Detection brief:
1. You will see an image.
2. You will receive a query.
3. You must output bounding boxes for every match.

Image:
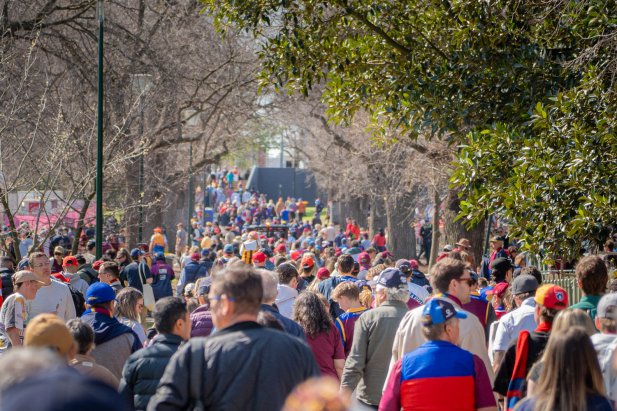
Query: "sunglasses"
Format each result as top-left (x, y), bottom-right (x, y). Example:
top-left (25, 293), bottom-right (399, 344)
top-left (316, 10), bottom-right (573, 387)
top-left (456, 277), bottom-right (474, 286)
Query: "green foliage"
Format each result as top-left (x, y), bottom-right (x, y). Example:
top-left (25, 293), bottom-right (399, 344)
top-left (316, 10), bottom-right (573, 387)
top-left (200, 0), bottom-right (576, 138)
top-left (201, 0), bottom-right (617, 258)
top-left (452, 71), bottom-right (617, 260)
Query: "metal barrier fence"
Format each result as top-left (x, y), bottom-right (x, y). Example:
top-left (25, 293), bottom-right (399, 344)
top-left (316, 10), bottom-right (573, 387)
top-left (541, 270), bottom-right (582, 305)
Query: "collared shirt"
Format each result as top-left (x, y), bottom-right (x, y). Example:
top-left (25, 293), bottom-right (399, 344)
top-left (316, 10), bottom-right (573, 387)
top-left (570, 294), bottom-right (602, 320)
top-left (388, 294), bottom-right (494, 388)
top-left (492, 297), bottom-right (537, 353)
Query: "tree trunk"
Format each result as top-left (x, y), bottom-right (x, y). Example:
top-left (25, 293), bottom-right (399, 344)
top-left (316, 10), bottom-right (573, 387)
top-left (442, 186), bottom-right (485, 268)
top-left (339, 196), bottom-right (369, 229)
top-left (428, 191), bottom-right (442, 271)
top-left (0, 187), bottom-right (20, 262)
top-left (385, 193), bottom-right (416, 259)
top-left (123, 158), bottom-right (141, 248)
top-left (369, 195), bottom-right (387, 238)
top-left (71, 192), bottom-right (95, 255)
top-left (162, 189), bottom-right (186, 253)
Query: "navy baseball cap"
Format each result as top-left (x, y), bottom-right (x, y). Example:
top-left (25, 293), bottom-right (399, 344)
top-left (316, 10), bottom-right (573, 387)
top-left (86, 282), bottom-right (116, 305)
top-left (17, 257), bottom-right (30, 270)
top-left (223, 244), bottom-right (234, 254)
top-left (422, 298), bottom-right (467, 325)
top-left (130, 248), bottom-right (143, 259)
top-left (373, 268), bottom-right (406, 289)
top-left (155, 252), bottom-right (165, 260)
top-left (395, 259), bottom-right (412, 273)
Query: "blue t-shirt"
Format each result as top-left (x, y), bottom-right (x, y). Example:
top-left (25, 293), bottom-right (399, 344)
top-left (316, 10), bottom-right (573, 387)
top-left (516, 395), bottom-right (613, 411)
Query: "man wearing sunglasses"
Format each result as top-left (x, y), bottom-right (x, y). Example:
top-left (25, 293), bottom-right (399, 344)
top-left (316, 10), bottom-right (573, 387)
top-left (388, 258), bottom-right (494, 386)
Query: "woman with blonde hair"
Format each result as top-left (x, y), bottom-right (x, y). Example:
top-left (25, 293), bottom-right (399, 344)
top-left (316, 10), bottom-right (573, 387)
top-left (526, 308), bottom-right (597, 396)
top-left (115, 287), bottom-right (147, 345)
top-left (518, 327), bottom-right (611, 411)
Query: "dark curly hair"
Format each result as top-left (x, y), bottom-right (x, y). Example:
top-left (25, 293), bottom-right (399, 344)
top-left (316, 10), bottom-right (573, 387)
top-left (293, 291), bottom-right (332, 338)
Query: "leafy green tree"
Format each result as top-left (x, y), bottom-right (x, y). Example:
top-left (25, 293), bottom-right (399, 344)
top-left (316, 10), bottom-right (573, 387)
top-left (201, 0), bottom-right (617, 258)
top-left (452, 71), bottom-right (617, 260)
top-left (202, 0), bottom-right (570, 137)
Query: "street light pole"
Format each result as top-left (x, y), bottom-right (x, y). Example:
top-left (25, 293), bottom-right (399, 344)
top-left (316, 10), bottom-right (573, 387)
top-left (95, 0), bottom-right (104, 259)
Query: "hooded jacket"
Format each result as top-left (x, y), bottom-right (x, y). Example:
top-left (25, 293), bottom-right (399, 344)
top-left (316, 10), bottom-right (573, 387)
top-left (81, 309), bottom-right (141, 379)
top-left (275, 284), bottom-right (298, 319)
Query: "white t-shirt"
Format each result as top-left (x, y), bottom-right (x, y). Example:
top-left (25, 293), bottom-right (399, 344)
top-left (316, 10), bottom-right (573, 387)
top-left (27, 278), bottom-right (77, 323)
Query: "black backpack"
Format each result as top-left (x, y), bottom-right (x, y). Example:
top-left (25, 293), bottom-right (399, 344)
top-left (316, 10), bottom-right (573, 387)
top-left (67, 284), bottom-right (86, 316)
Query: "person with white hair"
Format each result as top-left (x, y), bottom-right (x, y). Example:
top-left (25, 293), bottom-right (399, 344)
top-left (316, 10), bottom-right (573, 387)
top-left (340, 268), bottom-right (410, 408)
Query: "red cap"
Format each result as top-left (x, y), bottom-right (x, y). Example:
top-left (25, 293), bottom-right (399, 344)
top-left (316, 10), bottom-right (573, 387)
top-left (409, 259), bottom-right (419, 270)
top-left (62, 256), bottom-right (78, 267)
top-left (252, 252), bottom-right (267, 264)
top-left (191, 253), bottom-right (200, 261)
top-left (92, 260), bottom-right (104, 271)
top-left (52, 273), bottom-right (70, 283)
top-left (535, 284), bottom-right (568, 310)
top-left (290, 250), bottom-right (302, 262)
top-left (275, 244), bottom-right (287, 253)
top-left (317, 267), bottom-right (330, 280)
top-left (301, 255), bottom-right (315, 269)
top-left (358, 252), bottom-right (370, 264)
top-left (487, 282), bottom-right (509, 298)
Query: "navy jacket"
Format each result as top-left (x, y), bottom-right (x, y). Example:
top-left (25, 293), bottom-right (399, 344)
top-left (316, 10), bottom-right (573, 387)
top-left (177, 261), bottom-right (206, 294)
top-left (121, 262), bottom-right (152, 293)
top-left (260, 304), bottom-right (305, 340)
top-left (120, 334), bottom-right (184, 411)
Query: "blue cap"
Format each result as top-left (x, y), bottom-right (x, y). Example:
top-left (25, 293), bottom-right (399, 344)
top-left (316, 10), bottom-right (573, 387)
top-left (17, 257), bottom-right (30, 270)
top-left (422, 298), bottom-right (467, 325)
top-left (86, 282), bottom-right (116, 305)
top-left (201, 248), bottom-right (209, 257)
top-left (155, 252), bottom-right (165, 260)
top-left (374, 268), bottom-right (406, 289)
top-left (223, 244), bottom-right (234, 254)
top-left (130, 248), bottom-right (143, 259)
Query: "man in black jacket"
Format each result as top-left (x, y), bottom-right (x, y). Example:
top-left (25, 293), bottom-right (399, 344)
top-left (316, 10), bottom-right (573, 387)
top-left (120, 297), bottom-right (190, 411)
top-left (0, 256), bottom-right (15, 299)
top-left (148, 266), bottom-right (319, 411)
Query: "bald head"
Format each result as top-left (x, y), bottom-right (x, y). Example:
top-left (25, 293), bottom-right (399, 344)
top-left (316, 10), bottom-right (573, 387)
top-left (257, 269), bottom-right (278, 304)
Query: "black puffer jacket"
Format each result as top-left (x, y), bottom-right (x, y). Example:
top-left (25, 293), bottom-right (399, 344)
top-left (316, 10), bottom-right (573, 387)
top-left (0, 268), bottom-right (14, 299)
top-left (119, 334), bottom-right (184, 411)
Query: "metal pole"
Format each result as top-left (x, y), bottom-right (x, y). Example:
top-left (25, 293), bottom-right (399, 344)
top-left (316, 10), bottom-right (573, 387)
top-left (138, 105), bottom-right (144, 243)
top-left (95, 0), bottom-right (104, 259)
top-left (187, 141), bottom-right (194, 245)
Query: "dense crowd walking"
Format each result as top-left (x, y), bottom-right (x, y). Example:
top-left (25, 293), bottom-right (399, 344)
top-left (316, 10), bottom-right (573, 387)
top-left (0, 186), bottom-right (617, 411)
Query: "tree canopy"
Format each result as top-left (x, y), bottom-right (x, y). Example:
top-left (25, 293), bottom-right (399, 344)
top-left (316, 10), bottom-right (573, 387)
top-left (201, 0), bottom-right (617, 259)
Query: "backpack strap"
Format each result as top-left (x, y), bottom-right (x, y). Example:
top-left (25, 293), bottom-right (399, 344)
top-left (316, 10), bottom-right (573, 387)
top-left (505, 330), bottom-right (530, 411)
top-left (138, 262), bottom-right (146, 285)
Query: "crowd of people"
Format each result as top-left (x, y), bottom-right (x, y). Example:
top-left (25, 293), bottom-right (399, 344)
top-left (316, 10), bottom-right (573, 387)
top-left (1, 189), bottom-right (617, 411)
